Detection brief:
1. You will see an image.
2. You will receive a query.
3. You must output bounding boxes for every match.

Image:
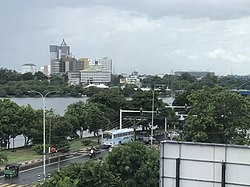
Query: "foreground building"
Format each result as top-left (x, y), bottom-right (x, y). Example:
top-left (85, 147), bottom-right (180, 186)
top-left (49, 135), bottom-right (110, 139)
top-left (160, 141), bottom-right (250, 186)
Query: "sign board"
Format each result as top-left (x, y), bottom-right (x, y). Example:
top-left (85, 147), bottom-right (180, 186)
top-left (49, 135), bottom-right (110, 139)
top-left (160, 141), bottom-right (250, 187)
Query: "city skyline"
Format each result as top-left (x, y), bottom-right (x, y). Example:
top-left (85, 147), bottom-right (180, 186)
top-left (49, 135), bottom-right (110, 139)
top-left (2, 0), bottom-right (250, 75)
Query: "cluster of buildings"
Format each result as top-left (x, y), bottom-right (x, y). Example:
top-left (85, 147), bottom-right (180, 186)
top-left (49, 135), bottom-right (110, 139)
top-left (21, 39), bottom-right (216, 87)
top-left (22, 39), bottom-right (112, 86)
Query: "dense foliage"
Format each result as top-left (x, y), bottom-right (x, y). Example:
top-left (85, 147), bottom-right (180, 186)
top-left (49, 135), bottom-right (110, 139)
top-left (40, 141), bottom-right (160, 187)
top-left (3, 67), bottom-right (250, 98)
top-left (184, 87), bottom-right (250, 144)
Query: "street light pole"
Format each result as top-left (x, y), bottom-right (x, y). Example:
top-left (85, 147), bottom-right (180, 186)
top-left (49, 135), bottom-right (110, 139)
top-left (42, 96), bottom-right (46, 180)
top-left (151, 89), bottom-right (154, 145)
top-left (28, 90), bottom-right (58, 180)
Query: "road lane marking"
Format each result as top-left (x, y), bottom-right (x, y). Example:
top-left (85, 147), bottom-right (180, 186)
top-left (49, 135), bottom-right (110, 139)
top-left (0, 183), bottom-right (24, 187)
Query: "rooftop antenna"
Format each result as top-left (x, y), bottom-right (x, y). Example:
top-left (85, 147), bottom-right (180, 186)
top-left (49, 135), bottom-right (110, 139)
top-left (61, 39), bottom-right (67, 46)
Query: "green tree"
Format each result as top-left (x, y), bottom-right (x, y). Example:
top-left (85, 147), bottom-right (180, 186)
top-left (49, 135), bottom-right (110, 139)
top-left (21, 72), bottom-right (33, 81)
top-left (88, 88), bottom-right (128, 119)
top-left (106, 141), bottom-right (160, 187)
top-left (49, 115), bottom-right (73, 151)
top-left (34, 71), bottom-right (47, 81)
top-left (81, 86), bottom-right (101, 97)
top-left (122, 84), bottom-right (136, 97)
top-left (129, 90), bottom-right (164, 111)
top-left (0, 68), bottom-right (21, 83)
top-left (19, 105), bottom-right (41, 146)
top-left (197, 74), bottom-right (218, 88)
top-left (41, 176), bottom-right (79, 187)
top-left (38, 141), bottom-right (159, 187)
top-left (64, 101), bottom-right (88, 138)
top-left (85, 103), bottom-right (110, 132)
top-left (172, 91), bottom-right (190, 106)
top-left (25, 109), bottom-right (44, 145)
top-left (40, 161), bottom-right (121, 187)
top-left (141, 75), bottom-right (163, 88)
top-left (84, 103), bottom-right (110, 143)
top-left (0, 99), bottom-right (20, 149)
top-left (184, 87), bottom-right (250, 144)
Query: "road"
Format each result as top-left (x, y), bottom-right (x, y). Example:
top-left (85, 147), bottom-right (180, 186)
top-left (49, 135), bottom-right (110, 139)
top-left (0, 150), bottom-right (108, 186)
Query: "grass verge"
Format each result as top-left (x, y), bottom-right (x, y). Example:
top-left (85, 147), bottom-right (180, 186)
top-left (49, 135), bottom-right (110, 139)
top-left (0, 137), bottom-right (99, 167)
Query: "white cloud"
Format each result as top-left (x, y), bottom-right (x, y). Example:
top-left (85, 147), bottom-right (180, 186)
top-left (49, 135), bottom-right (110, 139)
top-left (3, 1), bottom-right (250, 75)
top-left (207, 48), bottom-right (250, 63)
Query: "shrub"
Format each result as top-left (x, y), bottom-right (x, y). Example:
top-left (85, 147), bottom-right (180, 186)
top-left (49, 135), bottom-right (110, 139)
top-left (32, 144), bottom-right (49, 155)
top-left (56, 141), bottom-right (70, 153)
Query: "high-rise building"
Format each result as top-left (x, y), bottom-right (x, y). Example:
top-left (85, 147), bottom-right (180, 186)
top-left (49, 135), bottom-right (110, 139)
top-left (50, 39), bottom-right (70, 75)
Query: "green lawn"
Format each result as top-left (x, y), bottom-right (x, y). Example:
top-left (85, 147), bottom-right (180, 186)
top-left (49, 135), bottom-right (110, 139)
top-left (1, 137), bottom-right (99, 167)
top-left (69, 137), bottom-right (98, 151)
top-left (1, 146), bottom-right (42, 167)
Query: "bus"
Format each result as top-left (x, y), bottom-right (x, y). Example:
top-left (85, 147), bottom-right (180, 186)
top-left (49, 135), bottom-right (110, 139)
top-left (101, 128), bottom-right (134, 147)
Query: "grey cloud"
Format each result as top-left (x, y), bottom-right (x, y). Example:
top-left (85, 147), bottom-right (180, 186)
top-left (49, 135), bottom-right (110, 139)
top-left (3, 0), bottom-right (250, 20)
top-left (62, 0), bottom-right (250, 20)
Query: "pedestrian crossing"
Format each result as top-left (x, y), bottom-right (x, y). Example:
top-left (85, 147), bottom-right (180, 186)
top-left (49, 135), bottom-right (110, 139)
top-left (0, 183), bottom-right (26, 187)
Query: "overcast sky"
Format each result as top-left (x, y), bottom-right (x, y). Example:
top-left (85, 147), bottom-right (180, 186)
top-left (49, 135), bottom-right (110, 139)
top-left (2, 0), bottom-right (250, 75)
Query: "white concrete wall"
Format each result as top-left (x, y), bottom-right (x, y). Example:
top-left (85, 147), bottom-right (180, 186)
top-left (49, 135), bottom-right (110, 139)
top-left (160, 141), bottom-right (250, 187)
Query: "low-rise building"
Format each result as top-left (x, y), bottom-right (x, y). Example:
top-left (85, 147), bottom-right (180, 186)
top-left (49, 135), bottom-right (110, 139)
top-left (21, 63), bottom-right (37, 74)
top-left (120, 75), bottom-right (141, 87)
top-left (80, 61), bottom-right (111, 84)
top-left (174, 71), bottom-right (215, 79)
top-left (67, 71), bottom-right (80, 85)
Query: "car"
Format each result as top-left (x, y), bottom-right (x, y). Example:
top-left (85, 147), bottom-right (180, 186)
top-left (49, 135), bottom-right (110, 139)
top-left (167, 131), bottom-right (180, 140)
top-left (138, 132), bottom-right (150, 144)
top-left (4, 163), bottom-right (20, 178)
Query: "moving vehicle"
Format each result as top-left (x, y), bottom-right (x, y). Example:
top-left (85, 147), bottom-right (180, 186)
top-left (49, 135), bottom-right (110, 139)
top-left (4, 163), bottom-right (20, 177)
top-left (101, 128), bottom-right (134, 147)
top-left (89, 148), bottom-right (95, 159)
top-left (167, 131), bottom-right (180, 140)
top-left (138, 131), bottom-right (150, 144)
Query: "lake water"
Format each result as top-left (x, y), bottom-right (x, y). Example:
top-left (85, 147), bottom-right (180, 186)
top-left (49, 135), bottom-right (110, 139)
top-left (4, 96), bottom-right (174, 148)
top-left (9, 97), bottom-right (88, 115)
top-left (6, 96), bottom-right (174, 115)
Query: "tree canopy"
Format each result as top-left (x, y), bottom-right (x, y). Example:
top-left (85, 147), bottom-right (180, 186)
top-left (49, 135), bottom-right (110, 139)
top-left (39, 141), bottom-right (160, 187)
top-left (106, 141), bottom-right (160, 187)
top-left (184, 87), bottom-right (250, 145)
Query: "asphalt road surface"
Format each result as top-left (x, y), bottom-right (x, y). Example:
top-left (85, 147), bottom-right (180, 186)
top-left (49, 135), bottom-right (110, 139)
top-left (0, 150), bottom-right (108, 186)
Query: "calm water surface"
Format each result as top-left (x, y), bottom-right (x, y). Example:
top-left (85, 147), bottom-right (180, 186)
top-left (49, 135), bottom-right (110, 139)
top-left (6, 96), bottom-right (174, 115)
top-left (9, 97), bottom-right (88, 115)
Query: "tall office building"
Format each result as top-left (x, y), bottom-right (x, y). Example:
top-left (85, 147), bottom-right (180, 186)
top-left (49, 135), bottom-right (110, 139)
top-left (79, 58), bottom-right (89, 70)
top-left (50, 39), bottom-right (70, 75)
